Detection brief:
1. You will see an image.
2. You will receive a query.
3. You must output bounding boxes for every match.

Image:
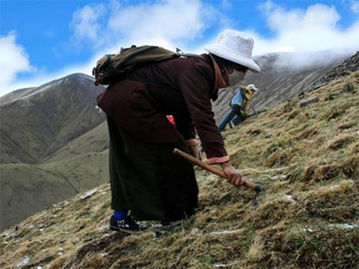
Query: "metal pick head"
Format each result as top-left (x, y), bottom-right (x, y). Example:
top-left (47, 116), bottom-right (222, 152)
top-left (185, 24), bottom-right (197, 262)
top-left (251, 184), bottom-right (264, 206)
top-left (254, 184), bottom-right (264, 193)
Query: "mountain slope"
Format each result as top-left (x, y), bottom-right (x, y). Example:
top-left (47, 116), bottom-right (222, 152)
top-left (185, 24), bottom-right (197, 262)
top-left (41, 121), bottom-right (108, 163)
top-left (213, 51), bottom-right (350, 120)
top-left (0, 51), bottom-right (353, 232)
top-left (0, 74), bottom-right (108, 231)
top-left (0, 73), bottom-right (105, 164)
top-left (1, 69), bottom-right (357, 269)
top-left (0, 149), bottom-right (109, 231)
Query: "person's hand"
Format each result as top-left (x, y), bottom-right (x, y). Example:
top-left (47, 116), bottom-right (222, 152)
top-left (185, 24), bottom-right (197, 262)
top-left (220, 162), bottom-right (245, 186)
top-left (189, 145), bottom-right (202, 160)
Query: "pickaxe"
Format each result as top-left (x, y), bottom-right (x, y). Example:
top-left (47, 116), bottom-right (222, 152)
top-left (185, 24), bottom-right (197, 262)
top-left (173, 148), bottom-right (263, 205)
top-left (248, 99), bottom-right (258, 116)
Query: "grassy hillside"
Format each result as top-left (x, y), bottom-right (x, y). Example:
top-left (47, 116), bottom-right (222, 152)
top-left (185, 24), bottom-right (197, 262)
top-left (40, 150), bottom-right (109, 191)
top-left (0, 52), bottom-right (350, 233)
top-left (0, 150), bottom-right (109, 231)
top-left (41, 121), bottom-right (108, 163)
top-left (1, 71), bottom-right (357, 268)
top-left (0, 163), bottom-right (78, 231)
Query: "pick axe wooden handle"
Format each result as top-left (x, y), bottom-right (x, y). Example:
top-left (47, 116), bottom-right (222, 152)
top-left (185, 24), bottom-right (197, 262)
top-left (249, 100), bottom-right (258, 116)
top-left (173, 148), bottom-right (262, 191)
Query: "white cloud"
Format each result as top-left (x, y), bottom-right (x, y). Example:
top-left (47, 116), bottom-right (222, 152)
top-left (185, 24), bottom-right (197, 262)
top-left (1, 60), bottom-right (95, 94)
top-left (351, 1), bottom-right (359, 13)
top-left (250, 1), bottom-right (359, 55)
top-left (69, 0), bottom-right (214, 51)
top-left (3, 0), bottom-right (359, 96)
top-left (2, 0), bottom-right (215, 96)
top-left (0, 0), bottom-right (215, 96)
top-left (108, 0), bottom-right (206, 44)
top-left (0, 32), bottom-right (35, 95)
top-left (70, 4), bottom-right (106, 46)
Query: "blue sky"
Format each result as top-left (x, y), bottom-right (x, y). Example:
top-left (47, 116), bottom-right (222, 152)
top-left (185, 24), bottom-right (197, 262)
top-left (0, 0), bottom-right (359, 96)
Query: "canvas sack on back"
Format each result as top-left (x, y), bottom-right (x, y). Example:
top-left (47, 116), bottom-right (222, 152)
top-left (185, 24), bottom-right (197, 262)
top-left (92, 45), bottom-right (179, 86)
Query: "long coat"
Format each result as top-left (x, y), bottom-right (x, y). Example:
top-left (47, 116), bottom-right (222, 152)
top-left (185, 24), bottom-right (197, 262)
top-left (97, 54), bottom-right (227, 220)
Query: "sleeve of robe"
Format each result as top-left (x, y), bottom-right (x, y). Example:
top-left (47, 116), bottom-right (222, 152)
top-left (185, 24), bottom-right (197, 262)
top-left (177, 63), bottom-right (229, 163)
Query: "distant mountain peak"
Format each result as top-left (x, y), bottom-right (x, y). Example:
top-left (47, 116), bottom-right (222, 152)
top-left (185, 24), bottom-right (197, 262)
top-left (0, 73), bottom-right (100, 106)
top-left (63, 72), bottom-right (95, 81)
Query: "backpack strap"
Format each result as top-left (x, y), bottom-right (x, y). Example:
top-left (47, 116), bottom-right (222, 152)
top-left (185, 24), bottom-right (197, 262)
top-left (128, 50), bottom-right (206, 88)
top-left (176, 48), bottom-right (206, 61)
top-left (115, 46), bottom-right (159, 70)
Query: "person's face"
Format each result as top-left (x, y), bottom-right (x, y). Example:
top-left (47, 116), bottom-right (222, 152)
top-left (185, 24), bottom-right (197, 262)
top-left (225, 65), bottom-right (248, 87)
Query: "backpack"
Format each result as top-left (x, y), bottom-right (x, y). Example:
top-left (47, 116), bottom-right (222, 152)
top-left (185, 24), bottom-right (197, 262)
top-left (230, 86), bottom-right (253, 115)
top-left (92, 45), bottom-right (179, 86)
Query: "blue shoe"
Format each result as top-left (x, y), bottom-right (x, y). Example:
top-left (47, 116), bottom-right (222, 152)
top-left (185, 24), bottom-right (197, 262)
top-left (109, 215), bottom-right (140, 233)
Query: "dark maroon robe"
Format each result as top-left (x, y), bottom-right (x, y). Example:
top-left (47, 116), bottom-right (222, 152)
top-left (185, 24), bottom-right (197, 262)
top-left (98, 54), bottom-right (227, 159)
top-left (97, 54), bottom-right (228, 221)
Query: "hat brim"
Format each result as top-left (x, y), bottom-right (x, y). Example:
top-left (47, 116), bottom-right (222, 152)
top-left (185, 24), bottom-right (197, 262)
top-left (205, 45), bottom-right (261, 73)
top-left (247, 84), bottom-right (259, 91)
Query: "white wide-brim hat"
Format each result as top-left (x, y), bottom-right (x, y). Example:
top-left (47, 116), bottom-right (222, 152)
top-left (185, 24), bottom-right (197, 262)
top-left (205, 30), bottom-right (261, 73)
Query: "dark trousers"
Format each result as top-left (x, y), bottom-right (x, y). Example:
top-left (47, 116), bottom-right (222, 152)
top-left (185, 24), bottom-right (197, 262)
top-left (107, 118), bottom-right (198, 221)
top-left (218, 105), bottom-right (246, 131)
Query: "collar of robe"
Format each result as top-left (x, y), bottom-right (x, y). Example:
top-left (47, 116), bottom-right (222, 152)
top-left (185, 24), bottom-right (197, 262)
top-left (208, 54), bottom-right (227, 89)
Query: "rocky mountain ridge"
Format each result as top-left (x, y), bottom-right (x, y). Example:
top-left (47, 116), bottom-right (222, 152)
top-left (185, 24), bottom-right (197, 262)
top-left (315, 51), bottom-right (359, 86)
